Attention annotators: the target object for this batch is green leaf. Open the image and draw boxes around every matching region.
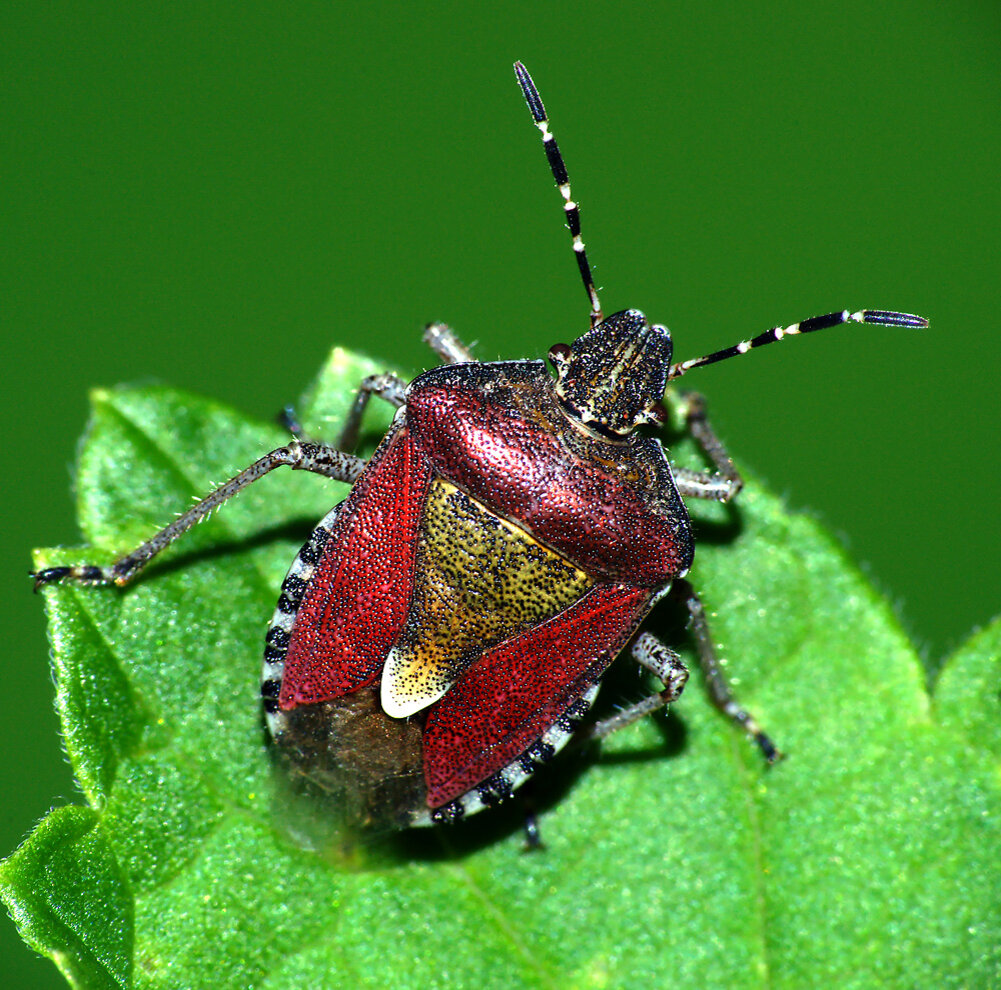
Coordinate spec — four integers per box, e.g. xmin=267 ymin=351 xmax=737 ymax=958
xmin=0 ymin=807 xmax=132 ymax=990
xmin=5 ymin=348 xmax=999 ymax=989
xmin=935 ymin=619 xmax=1001 ymax=764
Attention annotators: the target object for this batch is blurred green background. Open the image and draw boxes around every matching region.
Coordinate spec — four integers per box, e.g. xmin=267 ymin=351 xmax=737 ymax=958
xmin=3 ymin=2 xmax=998 ymax=985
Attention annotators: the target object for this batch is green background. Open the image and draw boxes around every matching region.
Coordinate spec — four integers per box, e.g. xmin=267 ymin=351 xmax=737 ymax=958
xmin=3 ymin=2 xmax=998 ymax=986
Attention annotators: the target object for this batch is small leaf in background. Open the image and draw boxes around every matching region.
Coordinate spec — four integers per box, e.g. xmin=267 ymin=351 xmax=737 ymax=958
xmin=3 ymin=349 xmax=999 ymax=989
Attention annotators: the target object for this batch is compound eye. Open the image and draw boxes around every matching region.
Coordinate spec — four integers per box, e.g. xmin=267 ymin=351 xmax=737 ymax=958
xmin=647 ymin=401 xmax=669 ymax=426
xmin=548 ymin=342 xmax=571 ymax=369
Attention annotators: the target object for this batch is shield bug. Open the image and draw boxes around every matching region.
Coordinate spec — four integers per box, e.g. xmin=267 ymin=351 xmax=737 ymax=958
xmin=33 ymin=63 xmax=927 ymax=831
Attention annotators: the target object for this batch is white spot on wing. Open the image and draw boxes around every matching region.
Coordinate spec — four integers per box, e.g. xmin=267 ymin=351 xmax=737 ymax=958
xmin=380 ymin=647 xmax=455 ymax=719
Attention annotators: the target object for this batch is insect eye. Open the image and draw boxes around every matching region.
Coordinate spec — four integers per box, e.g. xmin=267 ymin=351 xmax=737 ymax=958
xmin=646 ymin=401 xmax=669 ymax=425
xmin=548 ymin=343 xmax=571 ymax=368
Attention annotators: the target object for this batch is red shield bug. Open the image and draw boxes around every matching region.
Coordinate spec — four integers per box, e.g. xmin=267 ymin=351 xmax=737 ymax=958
xmin=33 ymin=62 xmax=928 ymax=831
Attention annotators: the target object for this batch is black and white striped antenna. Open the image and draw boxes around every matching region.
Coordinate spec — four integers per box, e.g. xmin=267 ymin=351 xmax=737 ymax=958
xmin=669 ymin=309 xmax=928 ymax=380
xmin=515 ymin=61 xmax=603 ymax=329
xmin=514 ymin=61 xmax=928 ymax=369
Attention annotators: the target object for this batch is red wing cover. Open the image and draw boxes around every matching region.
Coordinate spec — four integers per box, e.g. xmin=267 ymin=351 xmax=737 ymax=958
xmin=422 ymin=583 xmax=652 ymax=808
xmin=279 ymin=426 xmax=432 ymax=709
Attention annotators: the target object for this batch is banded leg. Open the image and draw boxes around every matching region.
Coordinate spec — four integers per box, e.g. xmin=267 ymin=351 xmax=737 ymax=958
xmin=32 ymin=440 xmax=366 ymax=590
xmin=586 ymin=632 xmax=689 ymax=740
xmin=423 ymin=321 xmax=476 ymax=365
xmin=677 ymin=578 xmax=781 ymax=762
xmin=672 ymin=391 xmax=743 ymax=503
xmin=337 ymin=373 xmax=408 ymax=453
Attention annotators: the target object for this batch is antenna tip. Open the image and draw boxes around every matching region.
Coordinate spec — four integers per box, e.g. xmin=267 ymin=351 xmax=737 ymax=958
xmin=513 ymin=62 xmax=545 ymax=122
xmin=858 ymin=310 xmax=929 ymax=329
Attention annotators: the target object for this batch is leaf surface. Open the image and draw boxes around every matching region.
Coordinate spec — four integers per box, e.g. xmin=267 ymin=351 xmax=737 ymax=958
xmin=4 ymin=349 xmax=999 ymax=989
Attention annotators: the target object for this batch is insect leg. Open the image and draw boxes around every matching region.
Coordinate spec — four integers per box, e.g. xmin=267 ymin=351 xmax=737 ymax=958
xmin=422 ymin=322 xmax=476 ymax=364
xmin=32 ymin=440 xmax=366 ymax=590
xmin=521 ymin=808 xmax=544 ymax=852
xmin=585 ymin=632 xmax=689 ymax=739
xmin=277 ymin=404 xmax=306 ymax=438
xmin=671 ymin=391 xmax=743 ymax=503
xmin=677 ymin=578 xmax=782 ymax=762
xmin=337 ymin=373 xmax=408 ymax=452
